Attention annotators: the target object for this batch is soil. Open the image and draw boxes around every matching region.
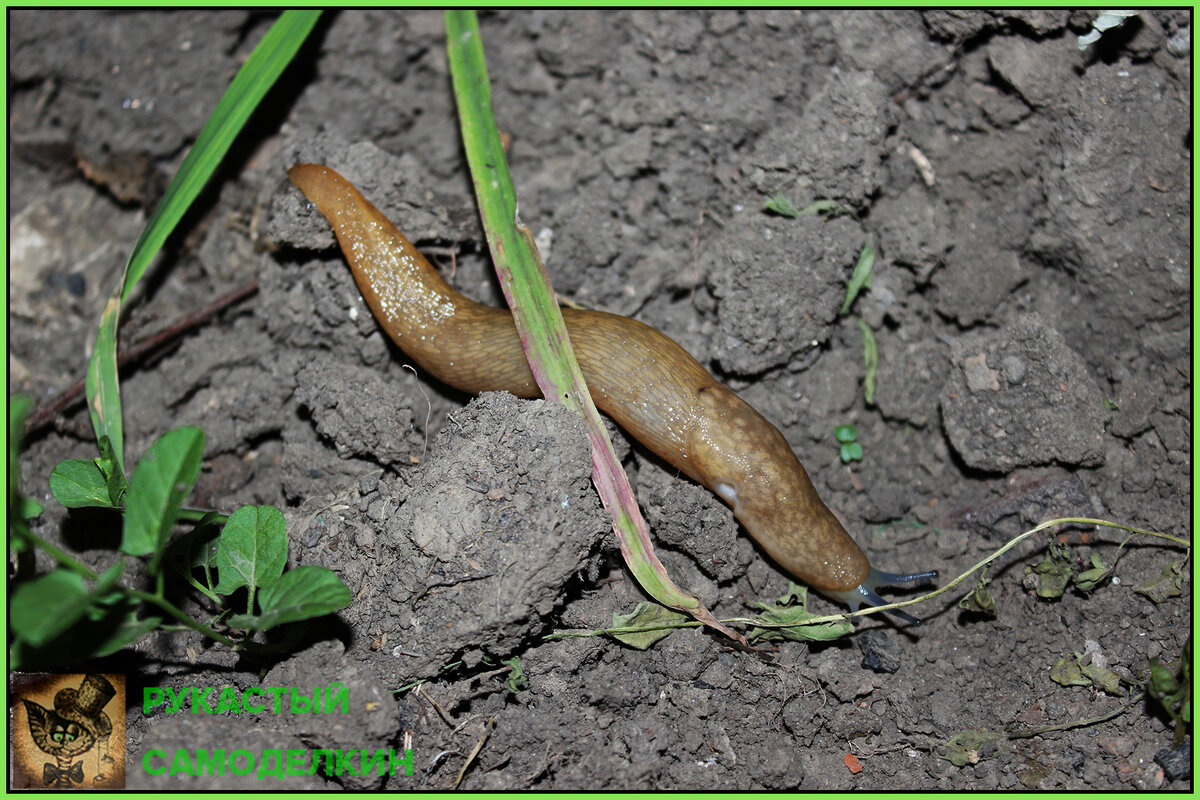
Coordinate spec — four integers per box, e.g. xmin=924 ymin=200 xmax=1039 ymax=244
xmin=8 ymin=9 xmax=1193 ymax=791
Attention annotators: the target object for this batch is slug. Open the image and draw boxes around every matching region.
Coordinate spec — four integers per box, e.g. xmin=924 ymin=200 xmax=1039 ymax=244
xmin=288 ymin=163 xmax=936 ymax=622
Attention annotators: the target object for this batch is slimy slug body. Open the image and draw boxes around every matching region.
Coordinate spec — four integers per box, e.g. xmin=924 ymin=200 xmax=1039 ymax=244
xmin=288 ymin=164 xmax=935 ymax=620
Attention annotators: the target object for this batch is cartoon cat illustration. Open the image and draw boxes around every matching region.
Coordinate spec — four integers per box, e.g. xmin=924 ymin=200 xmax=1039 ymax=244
xmin=21 ymin=674 xmax=115 ymax=787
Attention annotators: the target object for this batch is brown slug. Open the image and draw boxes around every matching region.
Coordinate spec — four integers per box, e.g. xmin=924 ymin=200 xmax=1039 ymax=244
xmin=288 ymin=163 xmax=936 ymax=622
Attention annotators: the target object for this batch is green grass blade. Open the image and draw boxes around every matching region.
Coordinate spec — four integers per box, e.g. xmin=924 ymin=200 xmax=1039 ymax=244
xmin=839 ymin=232 xmax=875 ymax=315
xmin=444 ymin=11 xmax=743 ymax=643
xmin=857 ymin=317 xmax=878 ymax=406
xmin=85 ymin=10 xmax=321 ymax=472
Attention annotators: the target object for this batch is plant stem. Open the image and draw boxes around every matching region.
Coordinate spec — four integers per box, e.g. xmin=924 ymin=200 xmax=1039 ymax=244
xmin=125 ymin=587 xmax=238 ymax=648
xmin=17 ymin=526 xmax=236 ymax=647
xmin=179 ymin=507 xmax=227 ymax=524
xmin=15 ymin=529 xmax=99 ymax=580
xmin=1007 ymin=693 xmax=1143 ymax=739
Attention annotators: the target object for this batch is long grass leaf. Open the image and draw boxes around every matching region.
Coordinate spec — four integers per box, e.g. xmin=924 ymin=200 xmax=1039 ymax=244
xmin=839 ymin=232 xmax=875 ymax=316
xmin=85 ymin=10 xmax=321 ymax=471
xmin=444 ymin=11 xmax=743 ymax=644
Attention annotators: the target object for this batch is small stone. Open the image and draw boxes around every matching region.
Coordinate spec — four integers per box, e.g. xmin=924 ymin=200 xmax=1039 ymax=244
xmin=858 ymin=629 xmax=902 ymax=674
xmin=1155 ymin=741 xmax=1191 ymax=782
xmin=940 ymin=313 xmax=1107 ymax=471
xmin=1098 ymin=734 xmax=1136 ymax=758
xmin=1002 ymin=355 xmax=1026 ymax=384
xmin=963 ymin=353 xmax=1001 ymax=392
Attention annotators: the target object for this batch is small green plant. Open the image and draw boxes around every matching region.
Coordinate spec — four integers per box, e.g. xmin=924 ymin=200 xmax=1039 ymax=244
xmin=1049 ymin=651 xmax=1129 ymax=696
xmin=6 ymin=12 xmax=344 ymax=669
xmin=839 ymin=232 xmax=875 ymax=316
xmin=856 ymin=318 xmax=878 ymax=406
xmin=1024 ymin=534 xmax=1139 ymax=600
xmin=957 ymin=570 xmax=998 ymax=617
xmin=501 ymin=656 xmax=527 ymax=693
xmin=834 ymin=424 xmax=863 ymax=463
xmin=9 ymin=420 xmax=351 ymax=667
xmin=762 ymin=194 xmax=848 ymax=219
xmin=1147 ymin=636 xmax=1192 ymax=746
xmin=1026 ymin=538 xmax=1075 ymax=598
xmin=608 ymin=602 xmax=691 ymax=650
xmin=762 ymin=196 xmax=879 ymax=410
xmin=746 ymin=582 xmax=853 ymax=644
xmin=759 ymin=193 xmax=873 ymax=314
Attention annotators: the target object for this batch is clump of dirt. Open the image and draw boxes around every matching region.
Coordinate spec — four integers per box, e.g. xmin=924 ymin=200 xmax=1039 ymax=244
xmin=9 ymin=9 xmax=1191 ymax=791
xmin=942 ymin=313 xmax=1108 ymax=472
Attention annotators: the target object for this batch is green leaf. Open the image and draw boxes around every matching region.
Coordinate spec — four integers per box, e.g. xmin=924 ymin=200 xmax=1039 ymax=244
xmin=96 ymin=435 xmax=128 ymax=506
xmin=8 ymin=396 xmax=32 ymax=498
xmin=1049 ymin=655 xmax=1090 ymax=687
xmin=839 ymin=233 xmax=875 ymax=315
xmin=958 ymin=578 xmax=997 ymax=617
xmin=91 ymin=607 xmax=164 ymax=659
xmin=13 ymin=594 xmax=163 ymax=666
xmin=1072 ymin=552 xmax=1112 ymax=593
xmin=1079 ymin=661 xmax=1126 ymax=696
xmin=798 ymin=199 xmax=846 ymax=217
xmin=839 ymin=442 xmax=864 ymax=463
xmin=834 ymin=425 xmax=858 ymax=444
xmin=609 ymin=602 xmax=691 ymax=650
xmin=1026 ymin=539 xmax=1072 ymax=599
xmin=227 ymin=566 xmax=352 ymax=630
xmin=9 ymin=570 xmax=91 ymax=646
xmin=214 ymin=505 xmax=289 ymax=595
xmin=85 ymin=10 xmax=322 ymax=472
xmin=1051 ymin=652 xmax=1127 ymax=695
xmin=763 ymin=194 xmax=800 ymax=217
xmin=18 ymin=496 xmax=43 ymax=521
xmin=857 ymin=317 xmax=878 ymax=406
xmin=1148 ymin=658 xmax=1181 ymax=705
xmin=748 ymin=583 xmax=854 ymax=643
xmin=773 ymin=581 xmax=809 ymax=607
xmin=1133 ymin=560 xmax=1183 ymax=604
xmin=502 ymin=656 xmax=527 ymax=693
xmin=50 ymin=459 xmax=114 ymax=508
xmin=121 ymin=427 xmax=205 ymax=567
xmin=444 ymin=10 xmax=738 ymax=642
xmin=187 ymin=512 xmax=225 ymax=570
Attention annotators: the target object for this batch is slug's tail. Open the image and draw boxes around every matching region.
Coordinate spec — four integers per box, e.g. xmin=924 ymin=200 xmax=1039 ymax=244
xmin=825 ymin=568 xmax=939 ymax=626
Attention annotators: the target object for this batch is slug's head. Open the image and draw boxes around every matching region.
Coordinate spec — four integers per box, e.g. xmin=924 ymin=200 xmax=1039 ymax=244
xmin=822 ymin=567 xmax=939 ymax=626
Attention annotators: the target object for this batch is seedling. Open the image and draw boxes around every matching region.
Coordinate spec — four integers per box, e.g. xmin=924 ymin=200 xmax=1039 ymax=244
xmin=7 ymin=12 xmax=346 ymax=669
xmin=1147 ymin=636 xmax=1192 ymax=746
xmin=839 ymin=233 xmax=875 ymax=316
xmin=501 ymin=657 xmax=527 ymax=693
xmin=835 ymin=424 xmax=863 ymax=463
xmin=10 ymin=420 xmax=351 ymax=667
xmin=762 ymin=194 xmax=847 ymax=219
xmin=857 ymin=318 xmax=878 ymax=405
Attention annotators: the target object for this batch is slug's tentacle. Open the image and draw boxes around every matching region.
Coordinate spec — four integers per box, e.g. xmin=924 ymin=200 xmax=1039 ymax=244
xmin=288 ymin=163 xmax=937 ymax=620
xmin=823 ymin=568 xmax=940 ymax=626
